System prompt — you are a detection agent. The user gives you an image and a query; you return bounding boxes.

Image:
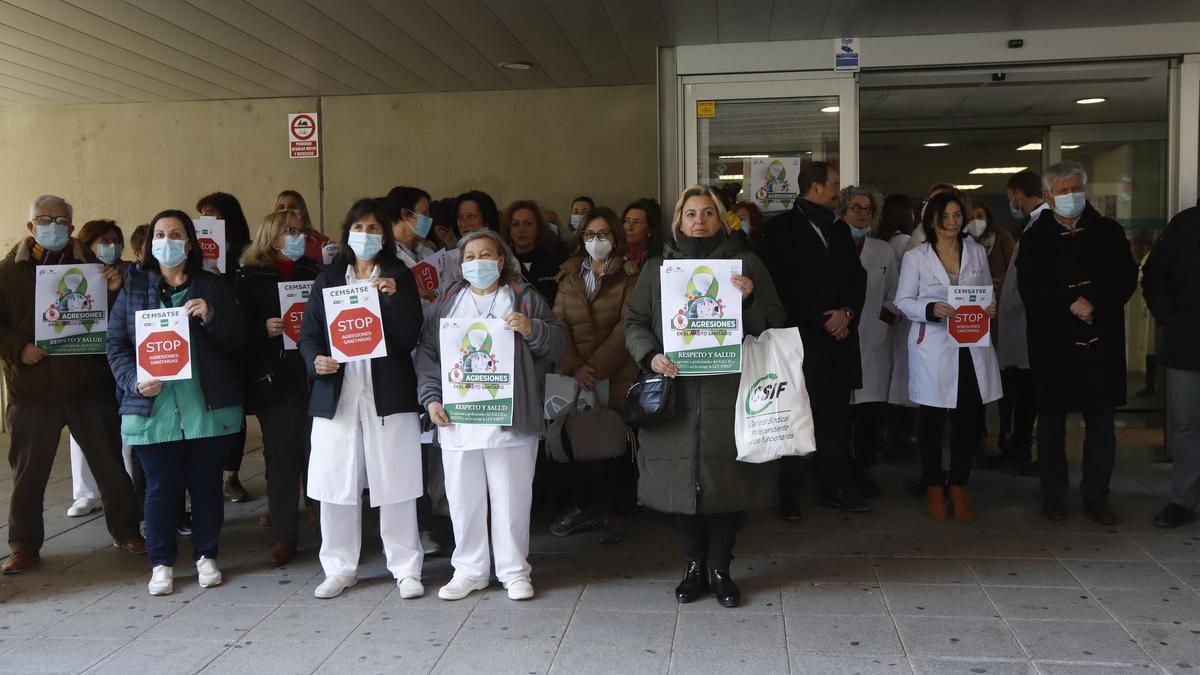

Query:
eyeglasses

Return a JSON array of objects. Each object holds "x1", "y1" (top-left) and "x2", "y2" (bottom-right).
[
  {"x1": 33, "y1": 215, "x2": 71, "y2": 226},
  {"x1": 847, "y1": 204, "x2": 875, "y2": 215},
  {"x1": 282, "y1": 227, "x2": 303, "y2": 237},
  {"x1": 582, "y1": 230, "x2": 613, "y2": 241}
]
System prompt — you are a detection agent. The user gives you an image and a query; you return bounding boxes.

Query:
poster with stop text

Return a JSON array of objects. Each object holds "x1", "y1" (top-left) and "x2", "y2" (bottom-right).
[
  {"x1": 193, "y1": 219, "x2": 226, "y2": 275},
  {"x1": 660, "y1": 259, "x2": 743, "y2": 375},
  {"x1": 322, "y1": 283, "x2": 386, "y2": 363},
  {"x1": 34, "y1": 264, "x2": 108, "y2": 354},
  {"x1": 135, "y1": 307, "x2": 192, "y2": 383},
  {"x1": 439, "y1": 318, "x2": 515, "y2": 425},
  {"x1": 277, "y1": 280, "x2": 314, "y2": 351},
  {"x1": 948, "y1": 285, "x2": 994, "y2": 347}
]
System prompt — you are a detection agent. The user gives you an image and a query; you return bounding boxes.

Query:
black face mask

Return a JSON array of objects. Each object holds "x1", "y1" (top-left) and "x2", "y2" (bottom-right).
[{"x1": 674, "y1": 230, "x2": 726, "y2": 258}]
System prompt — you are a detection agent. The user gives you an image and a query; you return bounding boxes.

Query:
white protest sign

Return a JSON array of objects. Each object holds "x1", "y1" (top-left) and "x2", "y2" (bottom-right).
[
  {"x1": 288, "y1": 112, "x2": 319, "y2": 159},
  {"x1": 193, "y1": 219, "x2": 226, "y2": 274},
  {"x1": 948, "y1": 285, "x2": 994, "y2": 347},
  {"x1": 749, "y1": 157, "x2": 802, "y2": 213},
  {"x1": 34, "y1": 264, "x2": 108, "y2": 355},
  {"x1": 439, "y1": 317, "x2": 515, "y2": 425},
  {"x1": 135, "y1": 307, "x2": 192, "y2": 383},
  {"x1": 322, "y1": 283, "x2": 386, "y2": 363},
  {"x1": 278, "y1": 280, "x2": 314, "y2": 351},
  {"x1": 660, "y1": 259, "x2": 744, "y2": 375}
]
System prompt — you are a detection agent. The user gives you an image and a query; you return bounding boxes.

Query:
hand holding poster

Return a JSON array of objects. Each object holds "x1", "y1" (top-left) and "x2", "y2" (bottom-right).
[
  {"x1": 34, "y1": 264, "x2": 108, "y2": 354},
  {"x1": 135, "y1": 307, "x2": 192, "y2": 383},
  {"x1": 660, "y1": 259, "x2": 744, "y2": 375},
  {"x1": 948, "y1": 285, "x2": 994, "y2": 346},
  {"x1": 277, "y1": 280, "x2": 314, "y2": 350},
  {"x1": 322, "y1": 283, "x2": 387, "y2": 363},
  {"x1": 439, "y1": 318, "x2": 515, "y2": 425},
  {"x1": 193, "y1": 219, "x2": 226, "y2": 274},
  {"x1": 321, "y1": 243, "x2": 339, "y2": 266}
]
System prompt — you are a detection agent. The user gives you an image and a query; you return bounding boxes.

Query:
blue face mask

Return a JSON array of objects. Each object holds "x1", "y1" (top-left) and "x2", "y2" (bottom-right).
[
  {"x1": 97, "y1": 242, "x2": 121, "y2": 265},
  {"x1": 1052, "y1": 191, "x2": 1086, "y2": 219},
  {"x1": 1008, "y1": 201, "x2": 1024, "y2": 221},
  {"x1": 461, "y1": 258, "x2": 501, "y2": 290},
  {"x1": 348, "y1": 231, "x2": 383, "y2": 261},
  {"x1": 279, "y1": 234, "x2": 305, "y2": 261},
  {"x1": 151, "y1": 238, "x2": 188, "y2": 269},
  {"x1": 848, "y1": 224, "x2": 872, "y2": 239},
  {"x1": 34, "y1": 223, "x2": 70, "y2": 252},
  {"x1": 412, "y1": 213, "x2": 433, "y2": 239}
]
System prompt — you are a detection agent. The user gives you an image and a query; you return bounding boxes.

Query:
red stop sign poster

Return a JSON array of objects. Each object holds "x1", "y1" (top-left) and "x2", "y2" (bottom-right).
[
  {"x1": 193, "y1": 219, "x2": 226, "y2": 274},
  {"x1": 134, "y1": 308, "x2": 192, "y2": 383},
  {"x1": 411, "y1": 261, "x2": 439, "y2": 293},
  {"x1": 947, "y1": 285, "x2": 994, "y2": 347},
  {"x1": 323, "y1": 283, "x2": 387, "y2": 363},
  {"x1": 277, "y1": 281, "x2": 314, "y2": 351}
]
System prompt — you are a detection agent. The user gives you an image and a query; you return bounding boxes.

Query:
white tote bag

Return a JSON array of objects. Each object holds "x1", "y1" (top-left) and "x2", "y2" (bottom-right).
[{"x1": 734, "y1": 327, "x2": 817, "y2": 463}]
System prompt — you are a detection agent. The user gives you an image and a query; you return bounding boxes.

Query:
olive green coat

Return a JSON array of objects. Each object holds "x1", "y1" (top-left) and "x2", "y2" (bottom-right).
[{"x1": 624, "y1": 234, "x2": 786, "y2": 515}]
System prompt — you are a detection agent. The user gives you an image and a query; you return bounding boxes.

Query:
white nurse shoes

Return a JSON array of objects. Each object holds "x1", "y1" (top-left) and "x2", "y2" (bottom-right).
[
  {"x1": 196, "y1": 557, "x2": 222, "y2": 588},
  {"x1": 504, "y1": 577, "x2": 534, "y2": 601},
  {"x1": 398, "y1": 577, "x2": 424, "y2": 599},
  {"x1": 438, "y1": 576, "x2": 489, "y2": 600},
  {"x1": 314, "y1": 574, "x2": 357, "y2": 599}
]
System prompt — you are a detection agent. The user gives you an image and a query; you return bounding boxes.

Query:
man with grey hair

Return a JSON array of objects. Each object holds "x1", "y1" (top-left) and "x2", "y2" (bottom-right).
[
  {"x1": 1016, "y1": 163, "x2": 1138, "y2": 525},
  {"x1": 0, "y1": 195, "x2": 144, "y2": 574}
]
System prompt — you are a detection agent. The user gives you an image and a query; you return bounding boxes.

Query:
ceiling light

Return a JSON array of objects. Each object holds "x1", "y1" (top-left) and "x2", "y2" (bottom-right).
[
  {"x1": 969, "y1": 166, "x2": 1027, "y2": 175},
  {"x1": 718, "y1": 174, "x2": 744, "y2": 181},
  {"x1": 1061, "y1": 144, "x2": 1080, "y2": 150},
  {"x1": 923, "y1": 142, "x2": 949, "y2": 148},
  {"x1": 820, "y1": 106, "x2": 840, "y2": 113},
  {"x1": 1017, "y1": 143, "x2": 1042, "y2": 151},
  {"x1": 954, "y1": 184, "x2": 983, "y2": 190},
  {"x1": 1075, "y1": 97, "x2": 1106, "y2": 105},
  {"x1": 498, "y1": 61, "x2": 532, "y2": 71},
  {"x1": 717, "y1": 155, "x2": 768, "y2": 159}
]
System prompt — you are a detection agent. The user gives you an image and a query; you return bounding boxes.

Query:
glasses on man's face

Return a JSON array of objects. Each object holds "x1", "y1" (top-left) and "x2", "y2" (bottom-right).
[
  {"x1": 847, "y1": 204, "x2": 874, "y2": 215},
  {"x1": 33, "y1": 215, "x2": 71, "y2": 226},
  {"x1": 582, "y1": 230, "x2": 613, "y2": 242}
]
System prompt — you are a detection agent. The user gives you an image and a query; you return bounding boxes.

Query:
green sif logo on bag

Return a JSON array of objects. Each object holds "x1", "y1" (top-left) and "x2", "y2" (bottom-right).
[
  {"x1": 744, "y1": 373, "x2": 790, "y2": 417},
  {"x1": 447, "y1": 322, "x2": 511, "y2": 398},
  {"x1": 670, "y1": 265, "x2": 736, "y2": 345}
]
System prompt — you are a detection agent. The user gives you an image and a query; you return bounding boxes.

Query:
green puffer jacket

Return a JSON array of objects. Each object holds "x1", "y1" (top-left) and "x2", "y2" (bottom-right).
[{"x1": 624, "y1": 233, "x2": 787, "y2": 515}]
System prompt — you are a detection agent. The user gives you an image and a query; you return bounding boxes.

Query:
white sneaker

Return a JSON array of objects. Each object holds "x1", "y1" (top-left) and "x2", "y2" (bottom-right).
[
  {"x1": 504, "y1": 577, "x2": 534, "y2": 601},
  {"x1": 148, "y1": 565, "x2": 174, "y2": 596},
  {"x1": 196, "y1": 556, "x2": 222, "y2": 588},
  {"x1": 398, "y1": 577, "x2": 424, "y2": 599},
  {"x1": 314, "y1": 575, "x2": 357, "y2": 599},
  {"x1": 420, "y1": 531, "x2": 441, "y2": 556},
  {"x1": 438, "y1": 576, "x2": 489, "y2": 601},
  {"x1": 67, "y1": 497, "x2": 100, "y2": 517}
]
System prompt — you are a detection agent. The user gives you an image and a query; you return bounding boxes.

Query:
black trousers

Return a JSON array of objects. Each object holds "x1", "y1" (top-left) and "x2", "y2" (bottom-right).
[
  {"x1": 223, "y1": 424, "x2": 247, "y2": 474},
  {"x1": 780, "y1": 385, "x2": 851, "y2": 500},
  {"x1": 918, "y1": 350, "x2": 984, "y2": 487},
  {"x1": 136, "y1": 435, "x2": 227, "y2": 568},
  {"x1": 999, "y1": 367, "x2": 1037, "y2": 463},
  {"x1": 1037, "y1": 408, "x2": 1116, "y2": 503},
  {"x1": 851, "y1": 402, "x2": 885, "y2": 470},
  {"x1": 677, "y1": 512, "x2": 740, "y2": 570},
  {"x1": 255, "y1": 390, "x2": 311, "y2": 544}
]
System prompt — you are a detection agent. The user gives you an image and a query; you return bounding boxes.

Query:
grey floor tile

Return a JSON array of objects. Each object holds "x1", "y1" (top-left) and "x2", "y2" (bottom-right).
[
  {"x1": 560, "y1": 609, "x2": 676, "y2": 650},
  {"x1": 140, "y1": 602, "x2": 274, "y2": 641},
  {"x1": 910, "y1": 657, "x2": 1034, "y2": 674},
  {"x1": 1048, "y1": 535, "x2": 1152, "y2": 562},
  {"x1": 578, "y1": 579, "x2": 679, "y2": 612},
  {"x1": 882, "y1": 584, "x2": 999, "y2": 618},
  {"x1": 87, "y1": 638, "x2": 231, "y2": 674},
  {"x1": 550, "y1": 642, "x2": 671, "y2": 675},
  {"x1": 985, "y1": 586, "x2": 1112, "y2": 622},
  {"x1": 1126, "y1": 622, "x2": 1200, "y2": 671},
  {"x1": 314, "y1": 636, "x2": 446, "y2": 675},
  {"x1": 876, "y1": 558, "x2": 977, "y2": 585},
  {"x1": 966, "y1": 559, "x2": 1082, "y2": 588},
  {"x1": 1094, "y1": 587, "x2": 1200, "y2": 624},
  {"x1": 669, "y1": 647, "x2": 789, "y2": 674},
  {"x1": 348, "y1": 605, "x2": 468, "y2": 647},
  {"x1": 893, "y1": 616, "x2": 1024, "y2": 659},
  {"x1": 188, "y1": 573, "x2": 305, "y2": 606},
  {"x1": 782, "y1": 582, "x2": 889, "y2": 616},
  {"x1": 283, "y1": 574, "x2": 393, "y2": 607},
  {"x1": 866, "y1": 532, "x2": 960, "y2": 558},
  {"x1": 1032, "y1": 661, "x2": 1161, "y2": 674},
  {"x1": 450, "y1": 607, "x2": 572, "y2": 648},
  {"x1": 0, "y1": 636, "x2": 127, "y2": 674},
  {"x1": 1008, "y1": 619, "x2": 1149, "y2": 662},
  {"x1": 240, "y1": 604, "x2": 372, "y2": 643},
  {"x1": 785, "y1": 614, "x2": 904, "y2": 656},
  {"x1": 773, "y1": 555, "x2": 880, "y2": 583},
  {"x1": 1162, "y1": 562, "x2": 1200, "y2": 591},
  {"x1": 954, "y1": 534, "x2": 1055, "y2": 559},
  {"x1": 431, "y1": 637, "x2": 559, "y2": 675},
  {"x1": 790, "y1": 653, "x2": 912, "y2": 673},
  {"x1": 1131, "y1": 535, "x2": 1200, "y2": 563},
  {"x1": 473, "y1": 577, "x2": 586, "y2": 611},
  {"x1": 201, "y1": 638, "x2": 340, "y2": 674},
  {"x1": 674, "y1": 612, "x2": 785, "y2": 653},
  {"x1": 1065, "y1": 560, "x2": 1184, "y2": 589}
]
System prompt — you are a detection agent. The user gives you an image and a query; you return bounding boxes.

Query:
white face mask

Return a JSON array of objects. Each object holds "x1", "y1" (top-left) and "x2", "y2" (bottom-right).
[
  {"x1": 584, "y1": 238, "x2": 613, "y2": 262},
  {"x1": 966, "y1": 219, "x2": 988, "y2": 239}
]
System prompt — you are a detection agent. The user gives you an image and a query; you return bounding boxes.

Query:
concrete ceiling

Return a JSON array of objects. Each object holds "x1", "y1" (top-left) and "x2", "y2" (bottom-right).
[{"x1": 0, "y1": 0, "x2": 1198, "y2": 105}]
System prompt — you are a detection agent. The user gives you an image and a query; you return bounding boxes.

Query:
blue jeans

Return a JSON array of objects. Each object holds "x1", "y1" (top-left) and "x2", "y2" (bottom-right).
[{"x1": 134, "y1": 436, "x2": 229, "y2": 567}]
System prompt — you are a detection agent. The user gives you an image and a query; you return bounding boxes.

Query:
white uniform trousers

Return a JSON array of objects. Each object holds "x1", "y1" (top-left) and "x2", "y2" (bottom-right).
[
  {"x1": 441, "y1": 439, "x2": 538, "y2": 583},
  {"x1": 319, "y1": 499, "x2": 422, "y2": 580},
  {"x1": 70, "y1": 435, "x2": 133, "y2": 501}
]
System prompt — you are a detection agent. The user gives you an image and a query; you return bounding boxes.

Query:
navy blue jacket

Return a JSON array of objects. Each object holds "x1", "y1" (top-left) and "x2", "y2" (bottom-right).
[
  {"x1": 299, "y1": 258, "x2": 424, "y2": 419},
  {"x1": 107, "y1": 268, "x2": 247, "y2": 416}
]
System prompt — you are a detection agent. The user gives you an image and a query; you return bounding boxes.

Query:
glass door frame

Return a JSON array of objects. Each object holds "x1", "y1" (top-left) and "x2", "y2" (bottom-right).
[{"x1": 680, "y1": 72, "x2": 859, "y2": 194}]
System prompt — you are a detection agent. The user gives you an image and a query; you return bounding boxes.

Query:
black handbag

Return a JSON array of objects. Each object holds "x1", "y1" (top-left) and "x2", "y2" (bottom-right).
[{"x1": 622, "y1": 370, "x2": 678, "y2": 427}]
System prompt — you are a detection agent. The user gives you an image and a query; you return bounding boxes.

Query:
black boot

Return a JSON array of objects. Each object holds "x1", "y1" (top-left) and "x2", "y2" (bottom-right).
[
  {"x1": 675, "y1": 561, "x2": 708, "y2": 603},
  {"x1": 709, "y1": 569, "x2": 741, "y2": 608}
]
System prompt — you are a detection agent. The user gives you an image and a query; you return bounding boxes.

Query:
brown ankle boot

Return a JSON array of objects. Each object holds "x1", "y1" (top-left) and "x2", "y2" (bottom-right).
[
  {"x1": 926, "y1": 486, "x2": 948, "y2": 522},
  {"x1": 949, "y1": 485, "x2": 973, "y2": 523}
]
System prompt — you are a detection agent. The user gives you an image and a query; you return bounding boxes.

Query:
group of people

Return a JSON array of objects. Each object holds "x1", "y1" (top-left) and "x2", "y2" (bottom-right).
[{"x1": 1, "y1": 158, "x2": 1196, "y2": 610}]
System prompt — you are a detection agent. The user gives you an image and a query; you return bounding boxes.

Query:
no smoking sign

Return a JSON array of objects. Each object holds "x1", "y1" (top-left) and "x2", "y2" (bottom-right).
[{"x1": 288, "y1": 112, "x2": 319, "y2": 159}]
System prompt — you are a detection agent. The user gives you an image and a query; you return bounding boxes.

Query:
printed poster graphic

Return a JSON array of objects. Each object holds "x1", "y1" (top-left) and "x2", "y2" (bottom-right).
[
  {"x1": 439, "y1": 317, "x2": 515, "y2": 425},
  {"x1": 322, "y1": 283, "x2": 387, "y2": 363},
  {"x1": 410, "y1": 261, "x2": 439, "y2": 293},
  {"x1": 749, "y1": 157, "x2": 802, "y2": 213},
  {"x1": 660, "y1": 259, "x2": 743, "y2": 375},
  {"x1": 277, "y1": 280, "x2": 314, "y2": 351},
  {"x1": 288, "y1": 112, "x2": 319, "y2": 159},
  {"x1": 34, "y1": 264, "x2": 108, "y2": 355},
  {"x1": 948, "y1": 285, "x2": 994, "y2": 347},
  {"x1": 135, "y1": 307, "x2": 192, "y2": 383},
  {"x1": 321, "y1": 243, "x2": 339, "y2": 266},
  {"x1": 193, "y1": 219, "x2": 226, "y2": 274}
]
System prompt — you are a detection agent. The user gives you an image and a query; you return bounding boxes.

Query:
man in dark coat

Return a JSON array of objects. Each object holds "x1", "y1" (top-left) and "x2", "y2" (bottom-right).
[
  {"x1": 761, "y1": 162, "x2": 869, "y2": 519},
  {"x1": 1017, "y1": 161, "x2": 1138, "y2": 526},
  {"x1": 1142, "y1": 205, "x2": 1200, "y2": 528}
]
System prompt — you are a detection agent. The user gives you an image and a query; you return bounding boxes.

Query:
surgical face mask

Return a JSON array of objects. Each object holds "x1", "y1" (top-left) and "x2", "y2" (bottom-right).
[
  {"x1": 97, "y1": 242, "x2": 121, "y2": 265},
  {"x1": 1052, "y1": 191, "x2": 1086, "y2": 219},
  {"x1": 412, "y1": 213, "x2": 433, "y2": 239},
  {"x1": 547, "y1": 221, "x2": 559, "y2": 236},
  {"x1": 1008, "y1": 201, "x2": 1024, "y2": 221},
  {"x1": 461, "y1": 258, "x2": 501, "y2": 290},
  {"x1": 279, "y1": 233, "x2": 305, "y2": 261},
  {"x1": 585, "y1": 238, "x2": 613, "y2": 261},
  {"x1": 34, "y1": 223, "x2": 69, "y2": 252},
  {"x1": 569, "y1": 214, "x2": 584, "y2": 231},
  {"x1": 848, "y1": 224, "x2": 872, "y2": 239},
  {"x1": 966, "y1": 219, "x2": 988, "y2": 239},
  {"x1": 151, "y1": 238, "x2": 188, "y2": 269},
  {"x1": 348, "y1": 231, "x2": 383, "y2": 261}
]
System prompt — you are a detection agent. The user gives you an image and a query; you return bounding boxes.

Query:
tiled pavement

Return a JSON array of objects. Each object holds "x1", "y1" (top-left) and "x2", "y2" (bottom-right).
[{"x1": 2, "y1": 423, "x2": 1200, "y2": 674}]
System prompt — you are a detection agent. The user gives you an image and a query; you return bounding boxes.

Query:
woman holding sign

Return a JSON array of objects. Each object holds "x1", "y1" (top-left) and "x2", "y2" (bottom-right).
[
  {"x1": 893, "y1": 191, "x2": 1001, "y2": 523},
  {"x1": 415, "y1": 229, "x2": 566, "y2": 602},
  {"x1": 299, "y1": 198, "x2": 426, "y2": 600},
  {"x1": 235, "y1": 211, "x2": 321, "y2": 566},
  {"x1": 107, "y1": 210, "x2": 247, "y2": 596},
  {"x1": 624, "y1": 185, "x2": 785, "y2": 609}
]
